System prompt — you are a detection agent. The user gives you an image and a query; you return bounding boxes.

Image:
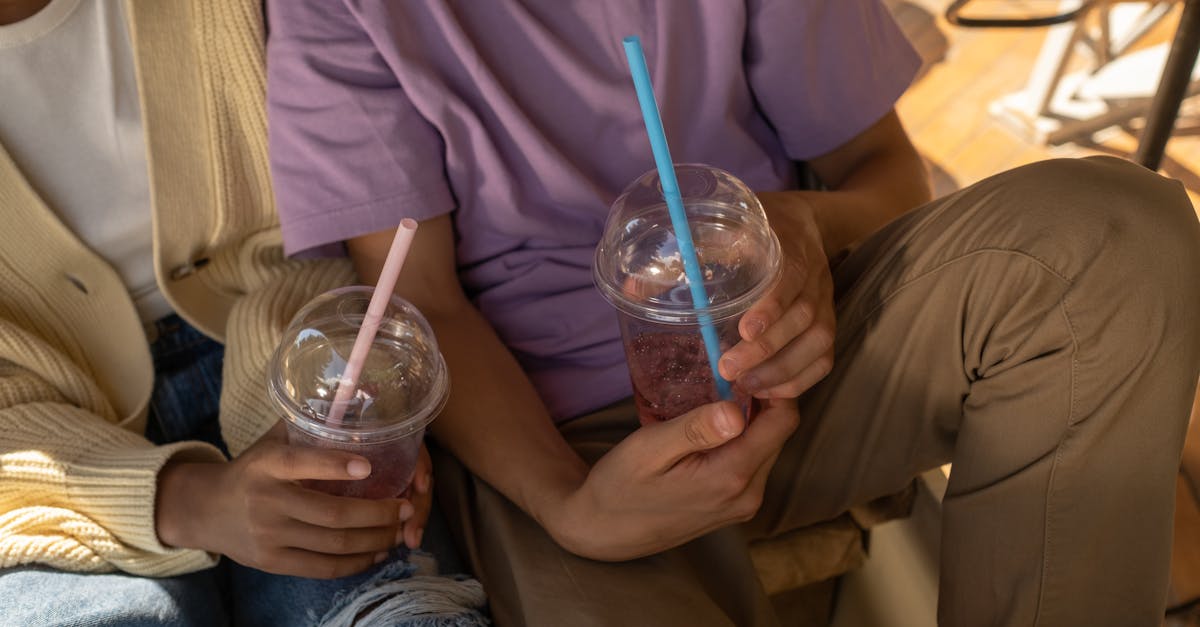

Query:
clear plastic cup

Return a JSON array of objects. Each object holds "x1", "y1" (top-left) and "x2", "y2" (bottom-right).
[
  {"x1": 266, "y1": 286, "x2": 449, "y2": 499},
  {"x1": 594, "y1": 164, "x2": 781, "y2": 425}
]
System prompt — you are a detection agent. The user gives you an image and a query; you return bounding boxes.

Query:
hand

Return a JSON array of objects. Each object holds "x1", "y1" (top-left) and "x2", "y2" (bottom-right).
[
  {"x1": 549, "y1": 397, "x2": 800, "y2": 561},
  {"x1": 718, "y1": 192, "x2": 836, "y2": 399},
  {"x1": 401, "y1": 444, "x2": 433, "y2": 550},
  {"x1": 156, "y1": 422, "x2": 414, "y2": 579}
]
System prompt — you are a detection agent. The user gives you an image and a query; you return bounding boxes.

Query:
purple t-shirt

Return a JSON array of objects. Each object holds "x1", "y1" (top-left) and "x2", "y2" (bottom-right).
[{"x1": 266, "y1": 0, "x2": 919, "y2": 421}]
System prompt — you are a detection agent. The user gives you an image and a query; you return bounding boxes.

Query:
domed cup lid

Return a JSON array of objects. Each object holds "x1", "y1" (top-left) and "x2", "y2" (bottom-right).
[
  {"x1": 593, "y1": 164, "x2": 781, "y2": 324},
  {"x1": 267, "y1": 286, "x2": 449, "y2": 444}
]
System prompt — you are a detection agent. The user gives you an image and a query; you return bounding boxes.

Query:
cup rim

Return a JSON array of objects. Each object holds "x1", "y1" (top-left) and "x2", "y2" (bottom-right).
[
  {"x1": 593, "y1": 256, "x2": 781, "y2": 324},
  {"x1": 593, "y1": 164, "x2": 782, "y2": 324},
  {"x1": 269, "y1": 353, "x2": 449, "y2": 444},
  {"x1": 266, "y1": 287, "x2": 450, "y2": 444}
]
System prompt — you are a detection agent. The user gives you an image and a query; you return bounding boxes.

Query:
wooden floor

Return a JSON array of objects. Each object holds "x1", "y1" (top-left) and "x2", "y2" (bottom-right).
[
  {"x1": 892, "y1": 0, "x2": 1200, "y2": 206},
  {"x1": 885, "y1": 2, "x2": 1200, "y2": 622}
]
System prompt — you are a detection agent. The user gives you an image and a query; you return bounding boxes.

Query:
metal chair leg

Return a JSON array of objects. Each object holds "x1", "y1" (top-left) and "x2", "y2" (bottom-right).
[{"x1": 1135, "y1": 0, "x2": 1200, "y2": 169}]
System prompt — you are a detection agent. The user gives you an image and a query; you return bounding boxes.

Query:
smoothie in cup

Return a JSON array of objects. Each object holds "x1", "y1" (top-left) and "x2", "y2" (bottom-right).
[
  {"x1": 594, "y1": 164, "x2": 781, "y2": 425},
  {"x1": 267, "y1": 286, "x2": 449, "y2": 499}
]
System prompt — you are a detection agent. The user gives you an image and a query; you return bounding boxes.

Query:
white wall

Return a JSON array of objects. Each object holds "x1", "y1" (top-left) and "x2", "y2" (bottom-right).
[{"x1": 830, "y1": 470, "x2": 946, "y2": 627}]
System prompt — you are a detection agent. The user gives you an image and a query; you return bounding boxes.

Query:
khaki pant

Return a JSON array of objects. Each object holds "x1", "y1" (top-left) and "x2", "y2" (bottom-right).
[{"x1": 436, "y1": 157, "x2": 1200, "y2": 626}]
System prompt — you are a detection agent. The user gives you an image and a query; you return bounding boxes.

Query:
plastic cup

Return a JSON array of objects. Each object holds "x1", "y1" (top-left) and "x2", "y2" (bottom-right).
[
  {"x1": 266, "y1": 286, "x2": 449, "y2": 499},
  {"x1": 594, "y1": 164, "x2": 781, "y2": 425}
]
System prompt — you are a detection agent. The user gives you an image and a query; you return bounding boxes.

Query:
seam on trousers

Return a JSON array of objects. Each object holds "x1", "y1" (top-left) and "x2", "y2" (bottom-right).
[
  {"x1": 836, "y1": 246, "x2": 1077, "y2": 625},
  {"x1": 840, "y1": 247, "x2": 1072, "y2": 347},
  {"x1": 1033, "y1": 296, "x2": 1081, "y2": 627}
]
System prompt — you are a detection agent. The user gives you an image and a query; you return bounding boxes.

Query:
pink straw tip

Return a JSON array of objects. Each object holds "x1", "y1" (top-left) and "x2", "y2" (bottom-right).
[{"x1": 326, "y1": 220, "x2": 420, "y2": 425}]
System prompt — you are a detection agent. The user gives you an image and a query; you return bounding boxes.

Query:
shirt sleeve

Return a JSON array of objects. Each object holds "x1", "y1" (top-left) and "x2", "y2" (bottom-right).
[
  {"x1": 266, "y1": 0, "x2": 455, "y2": 257},
  {"x1": 744, "y1": 0, "x2": 921, "y2": 161}
]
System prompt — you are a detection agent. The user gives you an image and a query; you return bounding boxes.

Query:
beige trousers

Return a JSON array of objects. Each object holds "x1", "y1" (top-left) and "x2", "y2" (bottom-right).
[{"x1": 436, "y1": 157, "x2": 1200, "y2": 626}]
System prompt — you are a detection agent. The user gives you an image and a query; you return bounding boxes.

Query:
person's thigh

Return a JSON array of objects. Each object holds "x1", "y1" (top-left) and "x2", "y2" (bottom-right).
[
  {"x1": 434, "y1": 402, "x2": 781, "y2": 627},
  {"x1": 226, "y1": 558, "x2": 388, "y2": 627},
  {"x1": 226, "y1": 499, "x2": 470, "y2": 627},
  {"x1": 751, "y1": 156, "x2": 1200, "y2": 626},
  {"x1": 0, "y1": 565, "x2": 227, "y2": 627}
]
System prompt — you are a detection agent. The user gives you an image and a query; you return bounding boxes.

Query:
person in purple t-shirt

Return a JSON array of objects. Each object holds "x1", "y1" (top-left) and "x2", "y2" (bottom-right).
[{"x1": 266, "y1": 1, "x2": 1200, "y2": 625}]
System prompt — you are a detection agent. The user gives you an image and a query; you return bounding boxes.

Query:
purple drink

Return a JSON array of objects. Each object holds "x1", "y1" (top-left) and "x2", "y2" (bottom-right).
[
  {"x1": 624, "y1": 331, "x2": 753, "y2": 425},
  {"x1": 287, "y1": 426, "x2": 422, "y2": 499}
]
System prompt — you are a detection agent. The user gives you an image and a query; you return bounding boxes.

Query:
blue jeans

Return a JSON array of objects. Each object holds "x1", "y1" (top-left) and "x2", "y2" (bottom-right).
[{"x1": 1, "y1": 315, "x2": 473, "y2": 626}]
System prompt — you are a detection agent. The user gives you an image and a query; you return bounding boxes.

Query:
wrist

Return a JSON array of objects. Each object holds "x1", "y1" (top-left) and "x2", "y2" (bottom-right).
[
  {"x1": 539, "y1": 478, "x2": 594, "y2": 556},
  {"x1": 155, "y1": 460, "x2": 225, "y2": 550},
  {"x1": 761, "y1": 190, "x2": 836, "y2": 258},
  {"x1": 544, "y1": 483, "x2": 635, "y2": 562},
  {"x1": 526, "y1": 459, "x2": 588, "y2": 545}
]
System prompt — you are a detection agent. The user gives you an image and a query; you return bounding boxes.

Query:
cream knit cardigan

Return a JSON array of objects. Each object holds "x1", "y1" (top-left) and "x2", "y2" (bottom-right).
[{"x1": 0, "y1": 0, "x2": 352, "y2": 576}]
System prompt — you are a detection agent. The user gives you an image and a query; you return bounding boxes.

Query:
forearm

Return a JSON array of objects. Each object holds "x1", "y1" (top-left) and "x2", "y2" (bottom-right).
[
  {"x1": 424, "y1": 302, "x2": 589, "y2": 529},
  {"x1": 794, "y1": 111, "x2": 932, "y2": 258},
  {"x1": 802, "y1": 146, "x2": 929, "y2": 260},
  {"x1": 348, "y1": 218, "x2": 589, "y2": 530}
]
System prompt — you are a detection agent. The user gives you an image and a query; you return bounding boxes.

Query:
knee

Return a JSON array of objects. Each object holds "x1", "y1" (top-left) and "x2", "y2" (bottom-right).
[
  {"x1": 1022, "y1": 158, "x2": 1200, "y2": 344},
  {"x1": 1013, "y1": 157, "x2": 1195, "y2": 247},
  {"x1": 1082, "y1": 155, "x2": 1185, "y2": 212},
  {"x1": 979, "y1": 157, "x2": 1199, "y2": 281},
  {"x1": 1079, "y1": 157, "x2": 1200, "y2": 291}
]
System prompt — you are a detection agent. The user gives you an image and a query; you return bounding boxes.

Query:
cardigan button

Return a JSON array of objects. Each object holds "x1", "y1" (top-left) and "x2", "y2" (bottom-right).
[
  {"x1": 169, "y1": 258, "x2": 209, "y2": 281},
  {"x1": 64, "y1": 274, "x2": 89, "y2": 294}
]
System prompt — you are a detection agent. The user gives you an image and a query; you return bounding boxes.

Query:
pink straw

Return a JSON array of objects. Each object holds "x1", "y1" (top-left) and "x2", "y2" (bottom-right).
[{"x1": 326, "y1": 218, "x2": 419, "y2": 424}]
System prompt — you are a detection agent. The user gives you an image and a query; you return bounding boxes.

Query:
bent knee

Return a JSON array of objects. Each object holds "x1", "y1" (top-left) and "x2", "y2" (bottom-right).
[
  {"x1": 1010, "y1": 157, "x2": 1195, "y2": 244},
  {"x1": 972, "y1": 157, "x2": 1199, "y2": 280}
]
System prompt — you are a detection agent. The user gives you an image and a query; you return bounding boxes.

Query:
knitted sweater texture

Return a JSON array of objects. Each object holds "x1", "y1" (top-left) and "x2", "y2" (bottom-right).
[{"x1": 0, "y1": 0, "x2": 352, "y2": 576}]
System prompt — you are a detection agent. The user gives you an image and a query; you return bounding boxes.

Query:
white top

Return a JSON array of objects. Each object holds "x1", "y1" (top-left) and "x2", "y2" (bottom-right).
[{"x1": 0, "y1": 0, "x2": 169, "y2": 322}]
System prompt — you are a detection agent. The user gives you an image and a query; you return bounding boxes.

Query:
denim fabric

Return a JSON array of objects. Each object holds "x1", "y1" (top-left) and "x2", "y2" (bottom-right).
[
  {"x1": 1, "y1": 315, "x2": 479, "y2": 626},
  {"x1": 143, "y1": 315, "x2": 228, "y2": 454},
  {"x1": 227, "y1": 506, "x2": 471, "y2": 626},
  {"x1": 226, "y1": 547, "x2": 476, "y2": 627},
  {"x1": 0, "y1": 566, "x2": 227, "y2": 627},
  {"x1": 316, "y1": 561, "x2": 489, "y2": 627}
]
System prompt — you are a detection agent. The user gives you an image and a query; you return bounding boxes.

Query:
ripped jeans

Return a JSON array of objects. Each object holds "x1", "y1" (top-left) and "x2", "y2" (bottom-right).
[{"x1": 0, "y1": 315, "x2": 485, "y2": 627}]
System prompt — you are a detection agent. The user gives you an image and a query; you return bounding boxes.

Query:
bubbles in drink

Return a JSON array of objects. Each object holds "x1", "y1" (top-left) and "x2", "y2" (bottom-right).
[
  {"x1": 626, "y1": 330, "x2": 752, "y2": 426},
  {"x1": 594, "y1": 165, "x2": 780, "y2": 430}
]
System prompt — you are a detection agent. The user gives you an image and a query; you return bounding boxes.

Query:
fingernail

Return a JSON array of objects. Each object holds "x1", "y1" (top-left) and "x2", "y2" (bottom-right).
[
  {"x1": 374, "y1": 551, "x2": 389, "y2": 564},
  {"x1": 399, "y1": 502, "x2": 415, "y2": 521},
  {"x1": 418, "y1": 473, "x2": 431, "y2": 494},
  {"x1": 720, "y1": 356, "x2": 741, "y2": 379},
  {"x1": 715, "y1": 405, "x2": 740, "y2": 438},
  {"x1": 347, "y1": 459, "x2": 371, "y2": 479},
  {"x1": 745, "y1": 318, "x2": 766, "y2": 340}
]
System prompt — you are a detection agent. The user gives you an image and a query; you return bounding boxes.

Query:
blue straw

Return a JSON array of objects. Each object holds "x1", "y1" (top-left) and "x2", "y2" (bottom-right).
[{"x1": 622, "y1": 35, "x2": 732, "y2": 401}]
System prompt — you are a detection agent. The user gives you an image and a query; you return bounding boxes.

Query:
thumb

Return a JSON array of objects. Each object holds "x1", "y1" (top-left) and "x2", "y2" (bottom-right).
[
  {"x1": 258, "y1": 444, "x2": 373, "y2": 482},
  {"x1": 644, "y1": 401, "x2": 745, "y2": 469}
]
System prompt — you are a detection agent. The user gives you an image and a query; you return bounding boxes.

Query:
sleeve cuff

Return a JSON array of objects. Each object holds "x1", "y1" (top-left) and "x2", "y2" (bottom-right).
[
  {"x1": 786, "y1": 43, "x2": 922, "y2": 161},
  {"x1": 280, "y1": 185, "x2": 457, "y2": 257},
  {"x1": 67, "y1": 439, "x2": 226, "y2": 559}
]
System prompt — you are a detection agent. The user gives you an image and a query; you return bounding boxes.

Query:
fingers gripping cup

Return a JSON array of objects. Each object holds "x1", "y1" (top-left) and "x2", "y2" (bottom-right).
[
  {"x1": 267, "y1": 287, "x2": 449, "y2": 499},
  {"x1": 594, "y1": 165, "x2": 781, "y2": 425}
]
